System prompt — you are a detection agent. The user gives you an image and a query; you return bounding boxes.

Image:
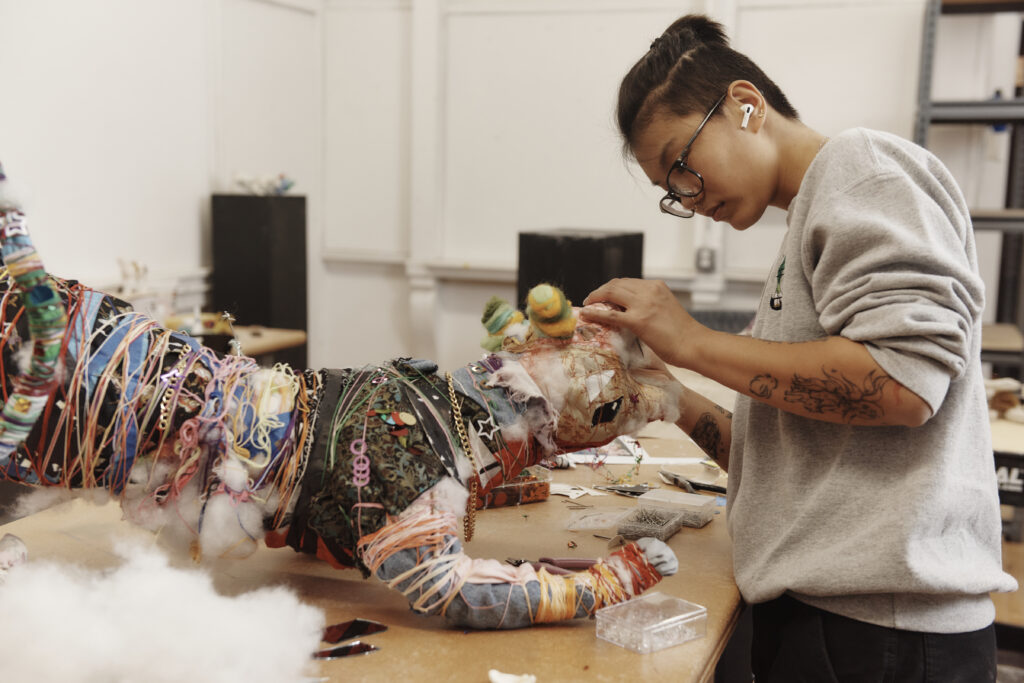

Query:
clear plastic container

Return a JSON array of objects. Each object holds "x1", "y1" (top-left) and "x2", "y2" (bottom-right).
[
  {"x1": 636, "y1": 489, "x2": 716, "y2": 528},
  {"x1": 566, "y1": 507, "x2": 630, "y2": 531},
  {"x1": 596, "y1": 591, "x2": 707, "y2": 653}
]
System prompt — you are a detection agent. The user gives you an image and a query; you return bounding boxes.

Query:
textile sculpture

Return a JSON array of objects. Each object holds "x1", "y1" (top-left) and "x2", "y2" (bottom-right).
[{"x1": 0, "y1": 192, "x2": 684, "y2": 629}]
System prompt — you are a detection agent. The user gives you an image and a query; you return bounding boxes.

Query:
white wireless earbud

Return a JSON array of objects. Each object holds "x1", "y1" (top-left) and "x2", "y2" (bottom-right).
[{"x1": 740, "y1": 104, "x2": 755, "y2": 129}]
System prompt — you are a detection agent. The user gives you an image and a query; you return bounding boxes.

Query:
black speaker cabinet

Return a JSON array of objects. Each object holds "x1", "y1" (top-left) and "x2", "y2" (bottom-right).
[
  {"x1": 211, "y1": 194, "x2": 307, "y2": 368},
  {"x1": 517, "y1": 229, "x2": 643, "y2": 309}
]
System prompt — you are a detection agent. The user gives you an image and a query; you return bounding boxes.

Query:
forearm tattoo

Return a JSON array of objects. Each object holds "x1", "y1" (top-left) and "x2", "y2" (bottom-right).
[
  {"x1": 783, "y1": 368, "x2": 890, "y2": 421},
  {"x1": 749, "y1": 374, "x2": 778, "y2": 399},
  {"x1": 691, "y1": 410, "x2": 730, "y2": 460}
]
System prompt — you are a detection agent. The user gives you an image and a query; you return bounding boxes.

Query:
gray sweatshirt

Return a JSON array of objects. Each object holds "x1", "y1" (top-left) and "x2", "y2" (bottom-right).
[{"x1": 728, "y1": 127, "x2": 1018, "y2": 633}]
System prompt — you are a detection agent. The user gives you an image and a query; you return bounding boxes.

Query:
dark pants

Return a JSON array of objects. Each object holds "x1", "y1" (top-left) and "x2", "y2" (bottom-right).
[{"x1": 750, "y1": 594, "x2": 997, "y2": 682}]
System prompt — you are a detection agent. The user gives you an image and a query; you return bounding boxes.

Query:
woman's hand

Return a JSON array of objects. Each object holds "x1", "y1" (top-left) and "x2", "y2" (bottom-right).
[{"x1": 582, "y1": 278, "x2": 709, "y2": 369}]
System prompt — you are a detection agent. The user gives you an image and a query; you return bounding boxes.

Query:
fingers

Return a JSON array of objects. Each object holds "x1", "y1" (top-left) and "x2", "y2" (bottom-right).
[
  {"x1": 578, "y1": 305, "x2": 619, "y2": 326},
  {"x1": 581, "y1": 278, "x2": 647, "y2": 326},
  {"x1": 582, "y1": 277, "x2": 642, "y2": 307},
  {"x1": 582, "y1": 281, "x2": 615, "y2": 307}
]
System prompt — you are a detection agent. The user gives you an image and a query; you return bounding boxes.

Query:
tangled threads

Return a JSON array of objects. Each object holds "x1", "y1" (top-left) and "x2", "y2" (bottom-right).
[
  {"x1": 0, "y1": 210, "x2": 67, "y2": 471},
  {"x1": 0, "y1": 222, "x2": 314, "y2": 558}
]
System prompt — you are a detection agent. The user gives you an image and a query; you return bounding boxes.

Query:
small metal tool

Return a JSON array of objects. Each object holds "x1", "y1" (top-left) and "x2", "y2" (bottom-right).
[
  {"x1": 506, "y1": 557, "x2": 597, "y2": 575},
  {"x1": 592, "y1": 483, "x2": 657, "y2": 497},
  {"x1": 314, "y1": 641, "x2": 378, "y2": 660},
  {"x1": 658, "y1": 468, "x2": 727, "y2": 495},
  {"x1": 536, "y1": 557, "x2": 595, "y2": 569}
]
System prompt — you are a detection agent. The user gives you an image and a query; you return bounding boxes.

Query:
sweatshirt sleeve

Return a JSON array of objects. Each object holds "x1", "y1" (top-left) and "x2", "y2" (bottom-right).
[{"x1": 802, "y1": 169, "x2": 984, "y2": 413}]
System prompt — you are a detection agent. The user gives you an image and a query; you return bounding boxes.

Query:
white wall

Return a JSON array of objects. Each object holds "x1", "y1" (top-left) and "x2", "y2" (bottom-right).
[
  {"x1": 0, "y1": 0, "x2": 211, "y2": 289},
  {"x1": 729, "y1": 0, "x2": 927, "y2": 280},
  {"x1": 321, "y1": 0, "x2": 709, "y2": 370},
  {"x1": 318, "y1": 0, "x2": 415, "y2": 367},
  {"x1": 2, "y1": 0, "x2": 1015, "y2": 373},
  {"x1": 211, "y1": 0, "x2": 328, "y2": 362},
  {"x1": 323, "y1": 0, "x2": 941, "y2": 370},
  {"x1": 0, "y1": 0, "x2": 336, "y2": 362}
]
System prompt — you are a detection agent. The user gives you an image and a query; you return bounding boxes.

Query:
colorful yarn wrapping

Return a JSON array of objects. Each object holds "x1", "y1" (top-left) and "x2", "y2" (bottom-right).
[
  {"x1": 358, "y1": 507, "x2": 469, "y2": 614},
  {"x1": 0, "y1": 248, "x2": 308, "y2": 553},
  {"x1": 359, "y1": 503, "x2": 664, "y2": 627},
  {"x1": 0, "y1": 210, "x2": 67, "y2": 478},
  {"x1": 534, "y1": 568, "x2": 587, "y2": 623}
]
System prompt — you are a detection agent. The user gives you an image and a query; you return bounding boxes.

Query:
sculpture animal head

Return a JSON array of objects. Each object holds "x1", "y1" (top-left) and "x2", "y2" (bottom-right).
[{"x1": 482, "y1": 286, "x2": 682, "y2": 454}]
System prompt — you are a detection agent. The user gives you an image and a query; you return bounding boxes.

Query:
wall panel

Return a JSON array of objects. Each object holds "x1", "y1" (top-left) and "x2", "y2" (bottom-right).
[
  {"x1": 323, "y1": 1, "x2": 412, "y2": 261},
  {"x1": 725, "y1": 1, "x2": 927, "y2": 282},
  {"x1": 0, "y1": 0, "x2": 210, "y2": 286},
  {"x1": 440, "y1": 5, "x2": 699, "y2": 273}
]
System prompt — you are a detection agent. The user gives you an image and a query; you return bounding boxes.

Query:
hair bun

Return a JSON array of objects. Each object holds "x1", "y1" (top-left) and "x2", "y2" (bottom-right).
[{"x1": 663, "y1": 14, "x2": 729, "y2": 47}]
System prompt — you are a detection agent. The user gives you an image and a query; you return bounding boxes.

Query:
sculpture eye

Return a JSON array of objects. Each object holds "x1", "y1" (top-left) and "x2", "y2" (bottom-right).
[{"x1": 591, "y1": 397, "x2": 623, "y2": 425}]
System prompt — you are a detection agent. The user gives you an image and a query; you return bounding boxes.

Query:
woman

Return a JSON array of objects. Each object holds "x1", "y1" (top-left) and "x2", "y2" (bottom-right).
[{"x1": 582, "y1": 14, "x2": 1016, "y2": 681}]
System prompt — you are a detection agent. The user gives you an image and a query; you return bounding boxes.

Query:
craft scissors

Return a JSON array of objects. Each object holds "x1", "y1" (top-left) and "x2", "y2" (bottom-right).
[
  {"x1": 314, "y1": 617, "x2": 388, "y2": 660},
  {"x1": 658, "y1": 468, "x2": 727, "y2": 495}
]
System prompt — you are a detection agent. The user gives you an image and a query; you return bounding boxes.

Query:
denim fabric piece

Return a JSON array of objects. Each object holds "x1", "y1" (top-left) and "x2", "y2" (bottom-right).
[{"x1": 376, "y1": 540, "x2": 595, "y2": 630}]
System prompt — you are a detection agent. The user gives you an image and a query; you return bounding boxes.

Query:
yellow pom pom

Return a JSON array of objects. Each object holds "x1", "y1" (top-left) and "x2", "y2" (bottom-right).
[{"x1": 526, "y1": 283, "x2": 576, "y2": 339}]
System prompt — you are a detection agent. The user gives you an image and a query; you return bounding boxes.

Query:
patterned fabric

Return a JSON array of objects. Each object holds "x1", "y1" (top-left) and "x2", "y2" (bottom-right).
[
  {"x1": 283, "y1": 358, "x2": 547, "y2": 575},
  {"x1": 286, "y1": 362, "x2": 453, "y2": 575}
]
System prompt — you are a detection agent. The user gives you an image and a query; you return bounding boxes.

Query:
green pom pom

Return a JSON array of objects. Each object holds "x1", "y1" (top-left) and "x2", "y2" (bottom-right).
[{"x1": 481, "y1": 296, "x2": 506, "y2": 325}]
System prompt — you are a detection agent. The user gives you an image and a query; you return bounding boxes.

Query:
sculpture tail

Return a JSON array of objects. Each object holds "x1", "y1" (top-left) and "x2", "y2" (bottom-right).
[{"x1": 0, "y1": 165, "x2": 68, "y2": 478}]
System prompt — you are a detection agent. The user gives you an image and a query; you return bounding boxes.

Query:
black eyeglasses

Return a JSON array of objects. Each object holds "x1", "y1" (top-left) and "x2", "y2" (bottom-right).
[{"x1": 659, "y1": 93, "x2": 726, "y2": 218}]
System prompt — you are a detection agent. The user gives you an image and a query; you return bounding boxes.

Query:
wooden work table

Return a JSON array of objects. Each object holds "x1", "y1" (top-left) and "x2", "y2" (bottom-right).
[
  {"x1": 0, "y1": 437, "x2": 739, "y2": 682},
  {"x1": 5, "y1": 365, "x2": 1020, "y2": 678},
  {"x1": 232, "y1": 325, "x2": 308, "y2": 358}
]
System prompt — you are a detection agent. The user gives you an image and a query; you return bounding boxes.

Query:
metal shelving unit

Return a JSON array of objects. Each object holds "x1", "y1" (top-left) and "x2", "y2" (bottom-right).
[
  {"x1": 971, "y1": 208, "x2": 1024, "y2": 232},
  {"x1": 929, "y1": 98, "x2": 1024, "y2": 122},
  {"x1": 917, "y1": 0, "x2": 1024, "y2": 567},
  {"x1": 916, "y1": 0, "x2": 1024, "y2": 377}
]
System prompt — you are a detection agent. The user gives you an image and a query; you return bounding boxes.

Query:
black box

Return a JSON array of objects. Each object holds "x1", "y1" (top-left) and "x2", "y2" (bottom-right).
[
  {"x1": 211, "y1": 194, "x2": 307, "y2": 368},
  {"x1": 517, "y1": 229, "x2": 643, "y2": 309}
]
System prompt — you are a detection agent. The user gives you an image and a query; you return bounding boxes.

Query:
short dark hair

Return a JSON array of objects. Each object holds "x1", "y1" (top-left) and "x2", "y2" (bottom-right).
[{"x1": 616, "y1": 15, "x2": 799, "y2": 154}]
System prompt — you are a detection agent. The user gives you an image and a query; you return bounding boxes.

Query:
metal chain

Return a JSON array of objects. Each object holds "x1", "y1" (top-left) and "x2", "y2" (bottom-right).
[{"x1": 446, "y1": 372, "x2": 479, "y2": 542}]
